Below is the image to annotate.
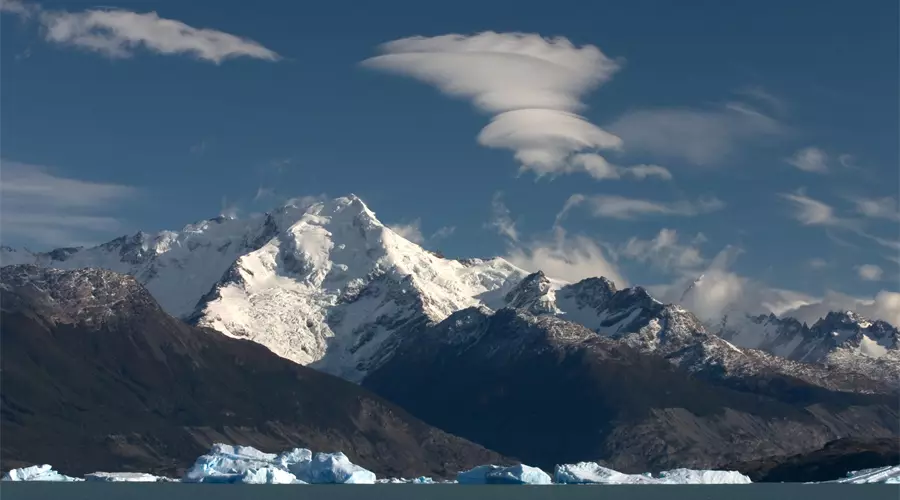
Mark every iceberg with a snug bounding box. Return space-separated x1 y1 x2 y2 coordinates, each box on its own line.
274 448 314 480
458 465 503 484
306 452 376 484
656 468 752 484
554 462 751 484
178 443 376 484
85 472 164 482
826 465 900 484
377 477 438 484
183 444 281 483
237 467 301 484
457 464 551 484
555 462 658 484
3 465 82 482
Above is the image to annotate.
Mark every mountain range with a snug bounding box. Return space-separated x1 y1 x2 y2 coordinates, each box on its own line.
1 195 898 476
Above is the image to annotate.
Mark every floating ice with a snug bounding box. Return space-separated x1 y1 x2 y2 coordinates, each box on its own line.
377 477 438 484
2 465 82 482
826 465 900 484
656 468 752 484
183 444 281 483
458 465 502 484
181 444 375 484
457 464 551 485
554 462 751 484
84 472 164 482
237 467 301 484
307 452 376 484
555 462 657 484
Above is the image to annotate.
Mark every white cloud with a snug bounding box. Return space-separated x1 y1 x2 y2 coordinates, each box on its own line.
856 264 884 281
0 0 36 17
567 153 672 181
284 194 328 210
786 147 828 174
734 86 786 115
648 245 900 325
557 193 724 221
0 159 136 247
2 1 279 63
778 189 847 226
808 257 829 269
505 227 626 287
486 192 519 242
606 103 784 166
617 228 705 273
363 32 658 180
388 219 425 244
781 290 900 327
850 196 900 222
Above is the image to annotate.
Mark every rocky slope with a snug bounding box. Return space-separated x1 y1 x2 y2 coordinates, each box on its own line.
362 305 899 473
0 265 505 478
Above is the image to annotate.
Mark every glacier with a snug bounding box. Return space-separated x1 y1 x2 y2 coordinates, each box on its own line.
2 444 895 484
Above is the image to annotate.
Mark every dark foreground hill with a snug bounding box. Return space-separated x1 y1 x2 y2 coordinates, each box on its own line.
363 307 900 473
729 437 899 483
0 265 504 478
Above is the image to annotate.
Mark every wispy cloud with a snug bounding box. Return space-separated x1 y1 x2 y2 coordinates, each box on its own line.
486 192 519 242
1 1 279 63
557 194 725 221
362 32 678 181
734 86 787 115
0 159 137 247
778 189 849 227
616 228 706 274
808 257 829 269
856 264 884 282
606 102 785 166
569 154 672 181
785 146 828 174
431 225 456 240
850 196 900 222
388 219 425 244
190 138 212 156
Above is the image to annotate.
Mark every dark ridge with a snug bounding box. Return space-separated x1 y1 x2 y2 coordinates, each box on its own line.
0 265 506 479
728 437 899 483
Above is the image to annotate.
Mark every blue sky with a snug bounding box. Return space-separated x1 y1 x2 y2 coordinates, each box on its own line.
1 0 898 322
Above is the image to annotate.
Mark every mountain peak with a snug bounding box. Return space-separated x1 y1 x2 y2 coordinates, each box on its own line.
504 270 558 315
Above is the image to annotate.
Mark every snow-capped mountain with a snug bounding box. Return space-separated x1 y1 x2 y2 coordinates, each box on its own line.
1 196 530 381
191 196 529 380
442 272 897 393
718 311 900 384
2 194 896 387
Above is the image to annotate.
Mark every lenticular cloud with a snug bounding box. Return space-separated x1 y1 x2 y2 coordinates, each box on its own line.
363 32 640 180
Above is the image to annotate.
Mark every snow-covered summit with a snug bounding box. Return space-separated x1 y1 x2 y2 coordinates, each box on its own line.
3 194 896 386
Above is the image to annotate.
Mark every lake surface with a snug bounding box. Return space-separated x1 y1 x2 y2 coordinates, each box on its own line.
2 483 898 500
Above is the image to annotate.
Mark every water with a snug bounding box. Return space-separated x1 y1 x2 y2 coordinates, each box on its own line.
2 483 898 500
